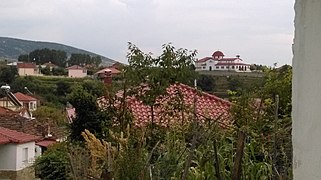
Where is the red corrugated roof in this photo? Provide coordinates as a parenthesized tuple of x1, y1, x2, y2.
(14, 92, 37, 101)
(66, 65, 86, 70)
(17, 63, 37, 69)
(0, 127, 40, 145)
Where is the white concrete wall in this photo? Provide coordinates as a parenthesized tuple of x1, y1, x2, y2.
(68, 69, 87, 78)
(16, 142, 36, 171)
(293, 0, 321, 179)
(0, 144, 17, 170)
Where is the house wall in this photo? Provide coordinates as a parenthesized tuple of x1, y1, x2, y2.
(293, 0, 321, 179)
(0, 100, 20, 111)
(0, 144, 17, 170)
(16, 142, 36, 171)
(18, 68, 39, 76)
(68, 69, 87, 78)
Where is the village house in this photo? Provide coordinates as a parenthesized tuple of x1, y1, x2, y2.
(66, 65, 87, 78)
(16, 62, 41, 76)
(0, 92, 38, 119)
(98, 83, 231, 127)
(0, 127, 41, 180)
(195, 50, 251, 72)
(41, 61, 58, 71)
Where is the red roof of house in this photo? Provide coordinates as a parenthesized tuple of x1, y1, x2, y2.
(14, 92, 37, 101)
(99, 83, 232, 127)
(17, 63, 37, 69)
(0, 127, 40, 145)
(197, 57, 213, 63)
(212, 50, 225, 57)
(95, 67, 121, 75)
(66, 65, 86, 70)
(42, 62, 58, 67)
(0, 107, 15, 114)
(36, 140, 56, 147)
(215, 62, 250, 66)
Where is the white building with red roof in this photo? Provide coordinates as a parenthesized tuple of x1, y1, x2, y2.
(0, 127, 41, 179)
(17, 62, 41, 76)
(195, 50, 251, 72)
(66, 65, 87, 78)
(0, 92, 38, 112)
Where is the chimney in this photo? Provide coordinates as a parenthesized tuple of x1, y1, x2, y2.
(236, 55, 240, 58)
(103, 70, 112, 85)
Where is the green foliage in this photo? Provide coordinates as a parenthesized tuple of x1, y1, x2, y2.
(69, 53, 102, 67)
(68, 86, 111, 141)
(0, 65, 17, 84)
(197, 74, 216, 92)
(18, 48, 67, 67)
(35, 143, 69, 180)
(33, 106, 67, 125)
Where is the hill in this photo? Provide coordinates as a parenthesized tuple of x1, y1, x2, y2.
(0, 37, 118, 66)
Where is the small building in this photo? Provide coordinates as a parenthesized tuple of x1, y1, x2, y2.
(66, 65, 87, 78)
(17, 62, 41, 76)
(0, 92, 38, 112)
(195, 50, 251, 72)
(0, 127, 41, 180)
(41, 62, 58, 71)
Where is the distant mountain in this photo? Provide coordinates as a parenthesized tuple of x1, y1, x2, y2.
(0, 37, 118, 66)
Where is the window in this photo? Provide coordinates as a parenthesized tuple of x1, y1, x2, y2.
(22, 148, 28, 162)
(216, 66, 219, 69)
(226, 66, 229, 69)
(221, 66, 224, 69)
(232, 66, 235, 69)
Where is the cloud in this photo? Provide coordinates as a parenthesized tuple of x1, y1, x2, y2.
(0, 0, 294, 64)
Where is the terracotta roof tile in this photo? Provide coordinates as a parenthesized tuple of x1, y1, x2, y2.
(99, 83, 232, 127)
(14, 92, 37, 101)
(66, 65, 86, 70)
(0, 126, 40, 144)
(0, 114, 66, 139)
(36, 140, 56, 147)
(17, 63, 37, 69)
(96, 67, 121, 75)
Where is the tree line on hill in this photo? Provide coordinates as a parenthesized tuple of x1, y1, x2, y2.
(18, 48, 102, 68)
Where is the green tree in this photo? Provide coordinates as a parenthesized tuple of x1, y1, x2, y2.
(197, 74, 216, 92)
(35, 143, 69, 180)
(0, 65, 17, 84)
(18, 48, 67, 67)
(68, 86, 110, 141)
(124, 43, 197, 124)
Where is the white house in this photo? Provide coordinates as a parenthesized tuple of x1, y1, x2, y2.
(195, 50, 251, 72)
(66, 65, 87, 78)
(0, 92, 38, 113)
(0, 127, 41, 179)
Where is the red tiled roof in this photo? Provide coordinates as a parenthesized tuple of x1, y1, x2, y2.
(36, 140, 56, 147)
(0, 107, 15, 114)
(42, 62, 58, 67)
(14, 92, 37, 101)
(17, 63, 37, 69)
(95, 67, 121, 75)
(0, 114, 66, 139)
(66, 65, 86, 70)
(215, 62, 250, 66)
(0, 127, 40, 145)
(212, 50, 225, 57)
(99, 83, 232, 127)
(197, 57, 213, 63)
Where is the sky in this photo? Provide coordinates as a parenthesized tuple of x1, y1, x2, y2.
(0, 0, 294, 66)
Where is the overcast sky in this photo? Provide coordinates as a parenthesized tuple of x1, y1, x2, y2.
(0, 0, 294, 65)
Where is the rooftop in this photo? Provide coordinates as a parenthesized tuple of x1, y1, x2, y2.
(0, 126, 40, 145)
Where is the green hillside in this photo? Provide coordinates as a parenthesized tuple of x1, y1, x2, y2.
(0, 37, 118, 66)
